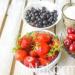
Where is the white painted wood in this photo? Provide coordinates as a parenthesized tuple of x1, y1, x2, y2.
(72, 0, 75, 3)
(0, 0, 25, 75)
(14, 61, 33, 75)
(0, 0, 10, 29)
(0, 0, 75, 75)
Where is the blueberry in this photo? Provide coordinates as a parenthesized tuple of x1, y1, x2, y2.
(54, 10, 57, 13)
(50, 12, 53, 16)
(48, 17, 53, 22)
(37, 18, 41, 22)
(53, 17, 57, 21)
(51, 21, 55, 24)
(54, 13, 58, 18)
(26, 10, 31, 14)
(31, 17, 35, 21)
(46, 14, 50, 19)
(31, 7, 35, 11)
(48, 22, 52, 26)
(43, 20, 47, 25)
(34, 20, 37, 24)
(34, 12, 38, 16)
(35, 24, 38, 27)
(26, 19, 30, 23)
(31, 7, 37, 13)
(35, 16, 39, 20)
(40, 15, 43, 19)
(38, 24, 43, 28)
(42, 7, 46, 13)
(28, 14, 32, 18)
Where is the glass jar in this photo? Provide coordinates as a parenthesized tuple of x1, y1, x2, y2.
(62, 3, 75, 28)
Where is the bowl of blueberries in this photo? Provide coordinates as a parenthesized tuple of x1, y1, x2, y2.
(23, 1, 62, 30)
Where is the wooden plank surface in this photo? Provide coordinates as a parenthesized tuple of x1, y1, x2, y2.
(0, 0, 75, 75)
(0, 0, 11, 36)
(0, 0, 25, 75)
(0, 0, 9, 27)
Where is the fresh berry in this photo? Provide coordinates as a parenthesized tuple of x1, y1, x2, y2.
(68, 34, 75, 41)
(15, 31, 60, 68)
(64, 38, 73, 48)
(15, 50, 27, 62)
(69, 42, 75, 53)
(39, 58, 49, 66)
(35, 43, 50, 57)
(30, 50, 38, 57)
(35, 33, 52, 43)
(67, 27, 75, 34)
(24, 56, 36, 68)
(20, 36, 32, 49)
(25, 7, 58, 28)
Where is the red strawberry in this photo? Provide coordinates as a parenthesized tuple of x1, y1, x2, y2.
(35, 33, 52, 43)
(15, 50, 27, 62)
(24, 56, 36, 68)
(30, 50, 38, 57)
(39, 58, 49, 66)
(35, 43, 50, 57)
(47, 51, 59, 62)
(20, 36, 32, 49)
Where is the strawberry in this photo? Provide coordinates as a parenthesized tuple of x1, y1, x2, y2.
(24, 56, 36, 68)
(20, 36, 32, 49)
(35, 33, 52, 43)
(15, 50, 27, 62)
(47, 51, 59, 62)
(30, 50, 38, 57)
(39, 58, 49, 66)
(35, 43, 50, 57)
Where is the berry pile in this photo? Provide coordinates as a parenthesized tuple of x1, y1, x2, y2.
(25, 7, 58, 28)
(14, 31, 60, 68)
(64, 27, 75, 54)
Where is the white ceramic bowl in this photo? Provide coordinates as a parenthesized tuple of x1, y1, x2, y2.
(16, 30, 61, 72)
(23, 1, 62, 30)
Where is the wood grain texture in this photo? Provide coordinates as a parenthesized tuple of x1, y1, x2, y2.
(0, 0, 12, 37)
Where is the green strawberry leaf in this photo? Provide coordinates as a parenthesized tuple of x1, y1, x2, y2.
(54, 35, 58, 39)
(17, 34, 21, 40)
(12, 45, 21, 53)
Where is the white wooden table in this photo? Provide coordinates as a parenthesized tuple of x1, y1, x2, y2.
(0, 0, 75, 75)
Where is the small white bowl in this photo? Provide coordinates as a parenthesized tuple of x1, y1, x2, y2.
(16, 30, 61, 72)
(23, 1, 62, 30)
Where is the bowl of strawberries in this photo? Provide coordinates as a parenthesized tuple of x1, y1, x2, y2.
(64, 27, 75, 58)
(14, 30, 61, 72)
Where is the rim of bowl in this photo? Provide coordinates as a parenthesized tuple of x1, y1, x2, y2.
(23, 1, 62, 29)
(62, 3, 75, 21)
(16, 30, 62, 71)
